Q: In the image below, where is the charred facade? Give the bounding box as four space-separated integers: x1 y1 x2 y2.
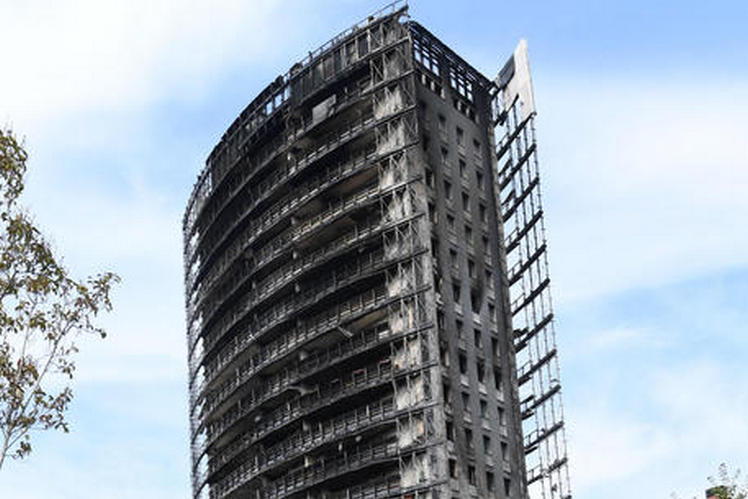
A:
183 3 570 499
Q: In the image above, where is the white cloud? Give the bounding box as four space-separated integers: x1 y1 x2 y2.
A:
568 357 748 498
651 360 748 456
584 326 666 352
569 407 675 490
0 0 288 131
537 76 748 304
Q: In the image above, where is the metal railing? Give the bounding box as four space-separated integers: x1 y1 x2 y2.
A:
190 285 392 451
189 106 374 268
186 111 376 289
214 440 401 499
199 227 391 360
198 250 390 419
193 176 418 357
186 68 416 299
322 474 403 499
186 71 412 280
183 0 409 236
189 214 423 392
209 396 398 495
196 149 378 320
262 441 400 499
185 101 415 311
205 358 395 461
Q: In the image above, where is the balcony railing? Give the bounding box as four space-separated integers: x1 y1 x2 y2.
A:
189 214 423 392
205 358 394 458
270 442 401 498
190 284 394 451
187 100 416 305
195 149 379 320
200 243 393 363
194 177 418 357
186 111 376 291
184 5 410 239
195 88 367 254
209 396 398 493
214 440 401 499
190 106 376 266
199 268 390 420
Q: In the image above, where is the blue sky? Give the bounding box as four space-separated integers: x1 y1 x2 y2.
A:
0 0 747 497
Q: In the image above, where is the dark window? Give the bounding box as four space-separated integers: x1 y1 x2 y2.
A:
449 459 458 478
494 368 503 391
421 134 430 152
471 291 482 313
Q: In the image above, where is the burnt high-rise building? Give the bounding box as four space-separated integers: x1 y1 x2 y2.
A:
183 3 571 499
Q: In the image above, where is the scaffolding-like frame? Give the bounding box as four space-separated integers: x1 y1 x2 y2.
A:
492 41 573 499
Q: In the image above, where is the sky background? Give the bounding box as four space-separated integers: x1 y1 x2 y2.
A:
1 0 747 497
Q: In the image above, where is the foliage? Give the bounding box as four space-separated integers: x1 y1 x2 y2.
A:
707 464 748 499
672 463 748 499
0 128 119 470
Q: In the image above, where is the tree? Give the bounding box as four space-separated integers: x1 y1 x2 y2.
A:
672 463 748 499
0 128 119 470
707 463 748 499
